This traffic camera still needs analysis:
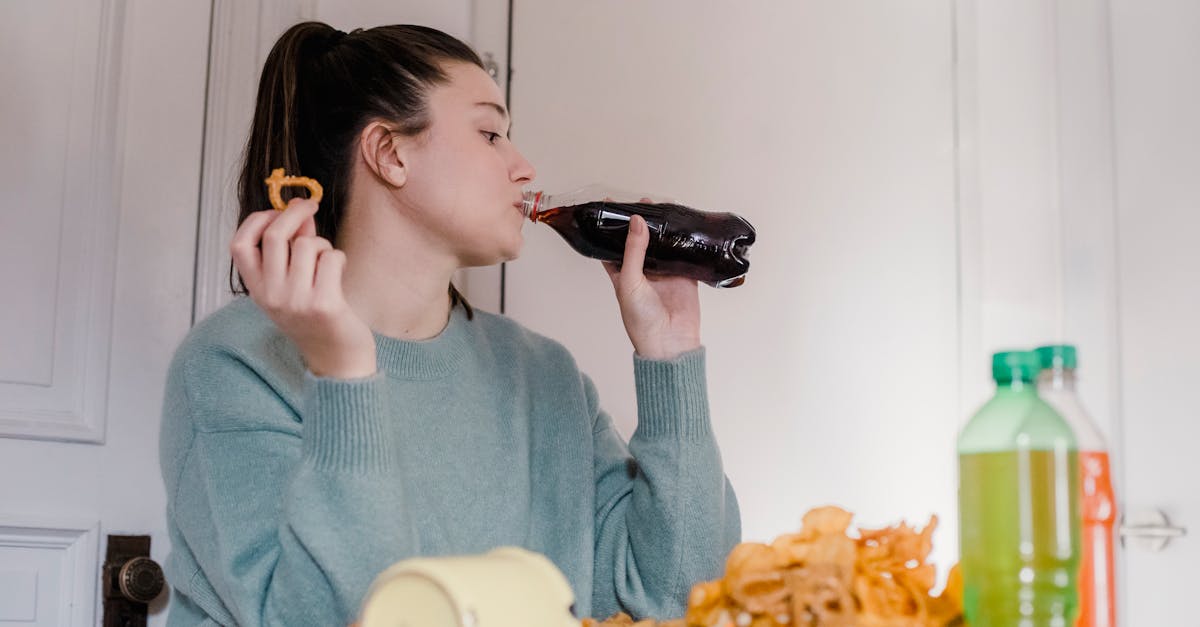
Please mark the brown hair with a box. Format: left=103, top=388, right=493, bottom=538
left=230, top=21, right=482, bottom=318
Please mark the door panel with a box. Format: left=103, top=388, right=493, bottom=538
left=0, top=1, right=210, bottom=624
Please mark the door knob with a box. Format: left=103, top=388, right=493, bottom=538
left=116, top=556, right=165, bottom=603
left=102, top=535, right=164, bottom=627
left=1120, top=508, right=1187, bottom=552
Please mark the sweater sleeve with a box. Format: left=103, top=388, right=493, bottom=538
left=164, top=348, right=414, bottom=627
left=589, top=347, right=742, bottom=620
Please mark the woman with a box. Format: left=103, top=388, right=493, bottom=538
left=159, top=21, right=740, bottom=626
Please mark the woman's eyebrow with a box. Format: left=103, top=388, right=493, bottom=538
left=474, top=101, right=510, bottom=122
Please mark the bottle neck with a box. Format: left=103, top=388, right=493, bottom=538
left=1037, top=367, right=1078, bottom=392
left=521, top=190, right=544, bottom=221
left=996, top=379, right=1039, bottom=394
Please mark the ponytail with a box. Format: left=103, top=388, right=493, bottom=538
left=237, top=22, right=337, bottom=222
left=229, top=22, right=482, bottom=319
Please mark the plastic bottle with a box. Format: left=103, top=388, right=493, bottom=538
left=958, top=350, right=1081, bottom=626
left=1036, top=345, right=1117, bottom=627
left=521, top=185, right=756, bottom=288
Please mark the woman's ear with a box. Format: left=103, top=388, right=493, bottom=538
left=359, top=121, right=408, bottom=188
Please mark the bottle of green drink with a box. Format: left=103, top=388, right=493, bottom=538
left=958, top=350, right=1081, bottom=626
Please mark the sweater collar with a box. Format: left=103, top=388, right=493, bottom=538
left=372, top=305, right=471, bottom=379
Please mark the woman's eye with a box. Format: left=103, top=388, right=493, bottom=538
left=482, top=131, right=501, bottom=145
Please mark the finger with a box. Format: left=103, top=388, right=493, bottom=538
left=298, top=213, right=317, bottom=238
left=288, top=236, right=334, bottom=296
left=261, top=198, right=320, bottom=285
left=602, top=260, right=621, bottom=286
left=229, top=210, right=281, bottom=290
left=620, top=214, right=648, bottom=279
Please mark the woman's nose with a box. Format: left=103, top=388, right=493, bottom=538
left=510, top=149, right=536, bottom=184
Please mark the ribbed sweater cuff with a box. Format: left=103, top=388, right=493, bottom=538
left=301, top=371, right=393, bottom=473
left=632, top=347, right=711, bottom=440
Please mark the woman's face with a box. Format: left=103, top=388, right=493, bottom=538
left=397, top=61, right=537, bottom=268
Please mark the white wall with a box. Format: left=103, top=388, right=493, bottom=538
left=505, top=0, right=963, bottom=568
left=313, top=0, right=471, bottom=40
left=502, top=0, right=1139, bottom=582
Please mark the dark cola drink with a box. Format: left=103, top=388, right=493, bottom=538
left=521, top=187, right=756, bottom=288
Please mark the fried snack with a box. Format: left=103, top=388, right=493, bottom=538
left=925, top=565, right=963, bottom=627
left=788, top=563, right=856, bottom=627
left=724, top=543, right=790, bottom=615
left=684, top=580, right=732, bottom=627
left=264, top=168, right=324, bottom=211
left=712, top=507, right=957, bottom=627
left=586, top=506, right=963, bottom=627
left=853, top=516, right=940, bottom=622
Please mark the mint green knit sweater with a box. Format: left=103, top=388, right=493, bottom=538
left=158, top=297, right=740, bottom=626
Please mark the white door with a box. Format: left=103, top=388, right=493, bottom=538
left=3, top=0, right=488, bottom=624
left=0, top=1, right=210, bottom=625
left=1109, top=0, right=1199, bottom=623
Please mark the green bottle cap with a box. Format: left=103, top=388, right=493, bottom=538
left=1035, top=344, right=1078, bottom=371
left=992, top=350, right=1043, bottom=383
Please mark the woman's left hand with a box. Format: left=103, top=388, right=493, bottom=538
left=604, top=212, right=702, bottom=360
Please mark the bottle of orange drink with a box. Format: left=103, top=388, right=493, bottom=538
left=1036, top=345, right=1117, bottom=627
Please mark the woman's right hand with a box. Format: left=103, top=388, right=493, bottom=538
left=230, top=197, right=377, bottom=379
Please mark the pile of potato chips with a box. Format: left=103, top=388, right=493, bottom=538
left=585, top=506, right=963, bottom=627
